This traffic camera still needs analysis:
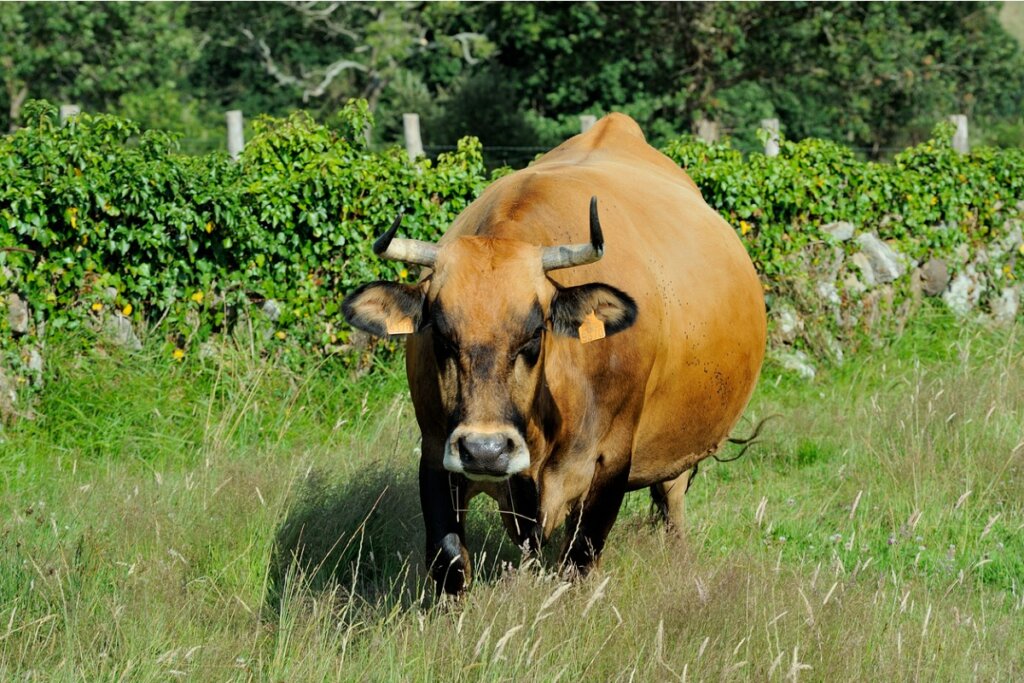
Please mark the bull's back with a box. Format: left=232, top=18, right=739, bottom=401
left=448, top=114, right=766, bottom=486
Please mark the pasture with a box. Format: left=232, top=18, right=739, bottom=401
left=1, top=307, right=1022, bottom=681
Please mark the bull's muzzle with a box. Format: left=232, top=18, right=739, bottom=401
left=443, top=426, right=530, bottom=481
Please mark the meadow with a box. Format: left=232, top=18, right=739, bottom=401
left=1, top=305, right=1022, bottom=681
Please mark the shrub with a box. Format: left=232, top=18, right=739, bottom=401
left=1, top=100, right=489, bottom=379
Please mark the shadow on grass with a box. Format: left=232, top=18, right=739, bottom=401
left=267, top=462, right=529, bottom=613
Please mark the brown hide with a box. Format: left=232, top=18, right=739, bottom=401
left=406, top=113, right=766, bottom=538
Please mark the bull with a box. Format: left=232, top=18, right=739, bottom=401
left=342, top=113, right=766, bottom=595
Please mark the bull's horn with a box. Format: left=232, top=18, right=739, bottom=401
left=541, top=196, right=605, bottom=272
left=372, top=211, right=439, bottom=267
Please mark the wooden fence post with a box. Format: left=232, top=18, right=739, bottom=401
left=949, top=114, right=969, bottom=154
left=226, top=110, right=244, bottom=161
left=696, top=118, right=719, bottom=143
left=59, top=104, right=81, bottom=125
left=403, top=113, right=424, bottom=162
left=579, top=115, right=597, bottom=133
left=761, top=118, right=780, bottom=157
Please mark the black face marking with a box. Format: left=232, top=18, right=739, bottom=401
left=513, top=300, right=545, bottom=366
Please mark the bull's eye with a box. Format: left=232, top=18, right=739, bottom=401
left=433, top=331, right=459, bottom=360
left=515, top=329, right=543, bottom=366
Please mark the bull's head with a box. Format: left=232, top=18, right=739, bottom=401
left=342, top=197, right=637, bottom=480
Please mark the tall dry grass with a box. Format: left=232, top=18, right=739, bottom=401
left=1, top=312, right=1022, bottom=680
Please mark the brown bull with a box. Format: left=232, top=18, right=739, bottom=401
left=343, top=113, right=766, bottom=594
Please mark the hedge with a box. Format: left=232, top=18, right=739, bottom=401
left=2, top=101, right=1023, bottom=397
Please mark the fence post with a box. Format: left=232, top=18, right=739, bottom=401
left=579, top=115, right=597, bottom=133
left=949, top=114, right=969, bottom=154
left=761, top=118, right=780, bottom=157
left=226, top=110, right=244, bottom=161
left=695, top=118, right=719, bottom=143
left=59, top=104, right=81, bottom=125
left=403, top=113, right=424, bottom=162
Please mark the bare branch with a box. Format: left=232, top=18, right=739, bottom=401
left=283, top=1, right=360, bottom=41
left=239, top=26, right=368, bottom=101
left=303, top=56, right=368, bottom=101
left=451, top=32, right=486, bottom=66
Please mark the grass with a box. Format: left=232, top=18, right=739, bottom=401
left=1, top=307, right=1022, bottom=681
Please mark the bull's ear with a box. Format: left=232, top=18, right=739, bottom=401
left=342, top=281, right=425, bottom=337
left=550, top=283, right=638, bottom=343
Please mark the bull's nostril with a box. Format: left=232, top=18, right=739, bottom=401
left=460, top=433, right=513, bottom=467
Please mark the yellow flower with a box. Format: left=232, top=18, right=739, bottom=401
left=69, top=207, right=78, bottom=229
left=1019, top=244, right=1024, bottom=255
left=205, top=221, right=214, bottom=233
left=929, top=196, right=937, bottom=206
left=399, top=268, right=409, bottom=279
left=91, top=302, right=103, bottom=312
left=172, top=348, right=185, bottom=361
left=275, top=331, right=287, bottom=340
left=121, top=303, right=133, bottom=316
left=739, top=220, right=752, bottom=236
left=191, top=291, right=204, bottom=304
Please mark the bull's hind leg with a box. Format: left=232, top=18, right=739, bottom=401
left=650, top=466, right=696, bottom=533
left=420, top=460, right=471, bottom=596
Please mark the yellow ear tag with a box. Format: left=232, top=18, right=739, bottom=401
left=386, top=316, right=415, bottom=335
left=578, top=310, right=606, bottom=344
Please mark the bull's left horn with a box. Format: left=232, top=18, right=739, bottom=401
left=541, top=196, right=605, bottom=272
left=372, top=211, right=439, bottom=267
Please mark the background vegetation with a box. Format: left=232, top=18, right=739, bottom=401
left=2, top=100, right=1022, bottom=406
left=3, top=2, right=1024, bottom=158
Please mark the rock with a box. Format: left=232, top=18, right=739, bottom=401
left=855, top=233, right=906, bottom=284
left=6, top=293, right=29, bottom=335
left=821, top=221, right=855, bottom=241
left=816, top=281, right=841, bottom=306
left=262, top=299, right=281, bottom=321
left=104, top=314, right=143, bottom=351
left=943, top=266, right=983, bottom=317
left=920, top=258, right=950, bottom=296
left=0, top=366, right=17, bottom=423
left=773, top=304, right=803, bottom=344
left=26, top=348, right=43, bottom=374
left=842, top=272, right=868, bottom=297
left=850, top=253, right=876, bottom=287
left=773, top=349, right=816, bottom=380
left=991, top=287, right=1020, bottom=325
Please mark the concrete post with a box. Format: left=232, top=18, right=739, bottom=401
left=226, top=110, right=244, bottom=161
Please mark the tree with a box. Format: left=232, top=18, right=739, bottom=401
left=0, top=3, right=197, bottom=131
left=184, top=2, right=492, bottom=135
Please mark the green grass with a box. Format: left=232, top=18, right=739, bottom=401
left=2, top=308, right=1023, bottom=681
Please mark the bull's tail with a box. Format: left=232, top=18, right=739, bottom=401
left=712, top=414, right=780, bottom=464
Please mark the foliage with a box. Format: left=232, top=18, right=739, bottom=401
left=663, top=122, right=1024, bottom=279
left=0, top=2, right=197, bottom=131
left=3, top=3, right=1023, bottom=158
left=0, top=100, right=489, bottom=377
left=3, top=102, right=1023, bottom=399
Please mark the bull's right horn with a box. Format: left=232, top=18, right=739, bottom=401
left=541, top=196, right=605, bottom=271
left=372, top=211, right=439, bottom=268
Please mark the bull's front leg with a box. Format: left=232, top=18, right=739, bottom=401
left=560, top=465, right=629, bottom=578
left=420, top=458, right=471, bottom=596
